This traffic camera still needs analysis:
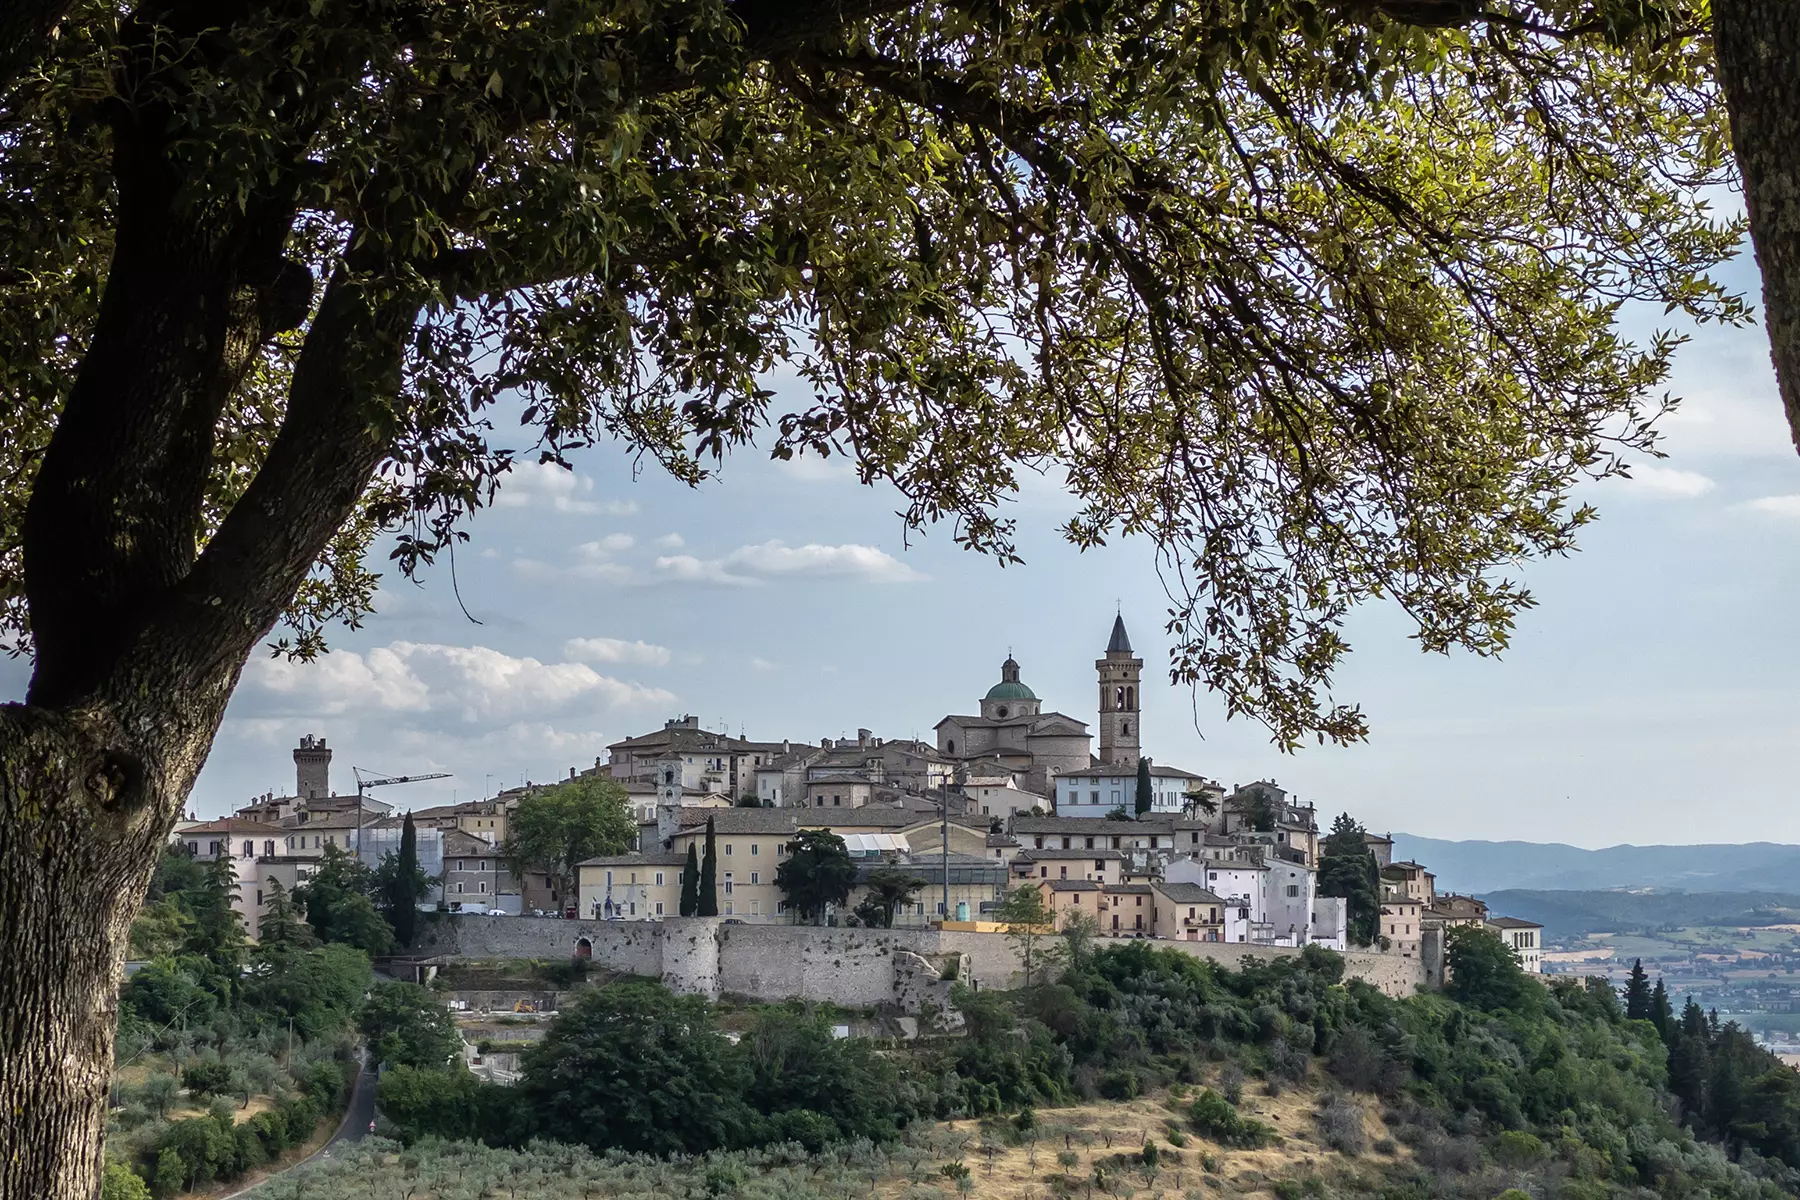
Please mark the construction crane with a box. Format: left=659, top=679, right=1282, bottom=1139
left=353, top=766, right=452, bottom=857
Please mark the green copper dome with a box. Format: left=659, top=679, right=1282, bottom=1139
left=985, top=655, right=1036, bottom=701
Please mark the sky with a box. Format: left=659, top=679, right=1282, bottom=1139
left=10, top=249, right=1800, bottom=850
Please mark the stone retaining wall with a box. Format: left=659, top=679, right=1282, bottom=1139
left=416, top=916, right=1428, bottom=1006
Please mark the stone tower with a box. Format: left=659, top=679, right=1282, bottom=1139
left=654, top=752, right=683, bottom=845
left=294, top=734, right=332, bottom=799
left=1096, top=615, right=1142, bottom=765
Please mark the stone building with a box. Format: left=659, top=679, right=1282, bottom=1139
left=1096, top=614, right=1143, bottom=765
left=934, top=656, right=1091, bottom=795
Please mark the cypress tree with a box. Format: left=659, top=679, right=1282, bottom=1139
left=1623, top=958, right=1652, bottom=1020
left=1650, top=977, right=1674, bottom=1041
left=680, top=844, right=700, bottom=917
left=697, top=816, right=719, bottom=917
left=1134, top=757, right=1153, bottom=816
left=392, top=812, right=419, bottom=946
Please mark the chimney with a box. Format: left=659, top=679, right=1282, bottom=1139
left=857, top=728, right=872, bottom=748
left=293, top=735, right=332, bottom=800
left=782, top=739, right=790, bottom=755
left=821, top=737, right=833, bottom=750
left=569, top=766, right=577, bottom=780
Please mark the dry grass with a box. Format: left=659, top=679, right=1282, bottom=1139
left=878, top=1072, right=1403, bottom=1199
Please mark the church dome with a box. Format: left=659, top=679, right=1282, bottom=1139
left=986, top=656, right=1037, bottom=701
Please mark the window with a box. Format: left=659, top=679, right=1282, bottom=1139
left=777, top=901, right=788, bottom=914
left=1040, top=867, right=1048, bottom=878
left=1110, top=790, right=1120, bottom=804
left=1091, top=791, right=1100, bottom=804
left=833, top=795, right=841, bottom=806
left=725, top=901, right=734, bottom=915
left=1094, top=860, right=1106, bottom=872
left=1059, top=866, right=1068, bottom=880
left=456, top=882, right=464, bottom=893
left=655, top=871, right=665, bottom=886
left=263, top=840, right=274, bottom=856
left=1286, top=885, right=1300, bottom=897
left=479, top=881, right=486, bottom=893
left=655, top=902, right=664, bottom=916
left=750, top=871, right=759, bottom=885
left=242, top=840, right=253, bottom=856
left=725, top=843, right=733, bottom=856
left=606, top=870, right=614, bottom=886
left=1061, top=836, right=1071, bottom=849
left=751, top=843, right=759, bottom=856
left=750, top=899, right=761, bottom=916
left=479, top=860, right=486, bottom=872
left=723, top=871, right=734, bottom=895
left=256, top=889, right=264, bottom=905
left=1084, top=837, right=1094, bottom=849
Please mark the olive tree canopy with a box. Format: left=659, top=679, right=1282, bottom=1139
left=0, top=2, right=1759, bottom=1195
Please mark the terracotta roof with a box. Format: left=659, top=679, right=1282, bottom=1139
left=178, top=819, right=289, bottom=836
left=1043, top=879, right=1102, bottom=892
left=1013, top=816, right=1177, bottom=836
left=1154, top=882, right=1226, bottom=904
left=577, top=851, right=688, bottom=868
left=1057, top=764, right=1205, bottom=781
left=670, top=808, right=799, bottom=836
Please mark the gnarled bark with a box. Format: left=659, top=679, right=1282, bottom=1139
left=0, top=703, right=220, bottom=1200
left=1713, top=1, right=1800, bottom=455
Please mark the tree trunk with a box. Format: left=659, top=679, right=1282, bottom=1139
left=1713, top=1, right=1800, bottom=454
left=0, top=703, right=214, bottom=1200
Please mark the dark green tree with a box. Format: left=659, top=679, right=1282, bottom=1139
left=1317, top=814, right=1381, bottom=947
left=679, top=844, right=701, bottom=918
left=184, top=857, right=245, bottom=976
left=252, top=879, right=314, bottom=953
left=295, top=846, right=393, bottom=956
left=775, top=830, right=858, bottom=925
left=374, top=812, right=431, bottom=947
left=697, top=818, right=720, bottom=919
left=0, top=0, right=1759, bottom=1189
left=502, top=778, right=635, bottom=914
left=241, top=943, right=372, bottom=1041
left=1651, top=976, right=1674, bottom=1041
left=859, top=868, right=927, bottom=928
left=1444, top=925, right=1533, bottom=1012
left=1133, top=758, right=1153, bottom=817
left=359, top=981, right=462, bottom=1069
left=518, top=980, right=752, bottom=1155
left=1624, top=959, right=1653, bottom=1021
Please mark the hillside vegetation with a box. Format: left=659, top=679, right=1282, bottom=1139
left=1481, top=890, right=1800, bottom=938
left=1391, top=837, right=1800, bottom=894
left=338, top=927, right=1800, bottom=1200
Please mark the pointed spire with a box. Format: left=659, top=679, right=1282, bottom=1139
left=1107, top=613, right=1133, bottom=654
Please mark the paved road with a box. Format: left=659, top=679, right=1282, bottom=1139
left=222, top=1052, right=374, bottom=1198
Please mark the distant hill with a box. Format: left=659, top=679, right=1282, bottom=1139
left=1390, top=834, right=1800, bottom=894
left=1476, top=889, right=1800, bottom=937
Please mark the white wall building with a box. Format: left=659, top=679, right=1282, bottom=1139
left=1488, top=917, right=1543, bottom=974
left=1309, top=896, right=1348, bottom=951
left=1055, top=763, right=1209, bottom=819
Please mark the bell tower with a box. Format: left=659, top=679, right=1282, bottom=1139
left=654, top=753, right=683, bottom=845
left=1096, top=615, right=1142, bottom=765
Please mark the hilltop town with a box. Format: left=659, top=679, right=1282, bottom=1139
left=176, top=615, right=1540, bottom=979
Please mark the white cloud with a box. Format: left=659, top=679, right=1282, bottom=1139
left=245, top=641, right=675, bottom=726
left=493, top=461, right=603, bottom=514
left=564, top=636, right=672, bottom=667
left=651, top=540, right=925, bottom=586
left=580, top=534, right=635, bottom=556
left=656, top=533, right=686, bottom=549
left=750, top=656, right=779, bottom=671
left=1618, top=464, right=1716, bottom=498
left=1736, top=494, right=1800, bottom=519
left=599, top=500, right=640, bottom=516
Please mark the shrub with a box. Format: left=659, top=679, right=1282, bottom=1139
left=1217, top=1063, right=1244, bottom=1105
left=1187, top=1090, right=1277, bottom=1149
left=1098, top=1069, right=1140, bottom=1100
left=1492, top=1130, right=1546, bottom=1169
left=1315, top=1093, right=1366, bottom=1155
left=180, top=1060, right=232, bottom=1100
